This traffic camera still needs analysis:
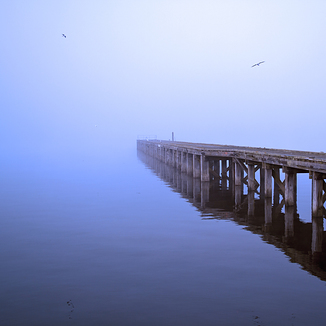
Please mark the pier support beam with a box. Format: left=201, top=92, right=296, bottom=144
left=284, top=168, right=297, bottom=206
left=221, top=160, right=227, bottom=189
left=234, top=186, right=242, bottom=209
left=170, top=150, right=175, bottom=167
left=209, top=161, right=214, bottom=181
left=193, top=155, right=201, bottom=178
left=163, top=148, right=167, bottom=163
left=181, top=152, right=187, bottom=173
left=176, top=151, right=181, bottom=170
left=200, top=155, right=210, bottom=182
left=273, top=168, right=281, bottom=205
left=248, top=163, right=255, bottom=191
left=260, top=165, right=265, bottom=199
left=235, top=160, right=242, bottom=186
left=214, top=160, right=220, bottom=179
left=312, top=172, right=324, bottom=217
left=248, top=190, right=255, bottom=216
left=264, top=164, right=273, bottom=198
left=187, top=154, right=193, bottom=175
left=229, top=160, right=234, bottom=193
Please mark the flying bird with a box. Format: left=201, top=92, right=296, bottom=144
left=252, top=61, right=265, bottom=67
left=62, top=34, right=66, bottom=38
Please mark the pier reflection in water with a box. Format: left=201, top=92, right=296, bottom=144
left=138, top=151, right=326, bottom=282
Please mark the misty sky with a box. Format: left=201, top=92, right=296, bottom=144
left=1, top=0, right=325, bottom=161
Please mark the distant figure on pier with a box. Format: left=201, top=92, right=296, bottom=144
left=62, top=34, right=66, bottom=38
left=252, top=61, right=265, bottom=67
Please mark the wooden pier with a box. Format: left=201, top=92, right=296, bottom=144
left=137, top=149, right=326, bottom=282
left=137, top=140, right=326, bottom=218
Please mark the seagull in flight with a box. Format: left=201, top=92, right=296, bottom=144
left=62, top=34, right=66, bottom=38
left=252, top=61, right=265, bottom=67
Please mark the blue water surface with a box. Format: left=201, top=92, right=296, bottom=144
left=0, top=150, right=325, bottom=326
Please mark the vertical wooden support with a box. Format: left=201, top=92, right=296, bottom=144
left=177, top=151, right=182, bottom=170
left=264, top=164, right=273, bottom=198
left=235, top=160, right=242, bottom=186
left=260, top=164, right=265, bottom=200
left=209, top=161, right=214, bottom=181
left=193, top=154, right=201, bottom=178
left=221, top=159, right=227, bottom=189
left=312, top=172, right=324, bottom=217
left=248, top=190, right=255, bottom=216
left=174, top=150, right=178, bottom=168
left=214, top=160, right=220, bottom=179
left=248, top=163, right=255, bottom=191
left=181, top=152, right=187, bottom=173
left=163, top=148, right=167, bottom=164
left=173, top=150, right=176, bottom=168
left=273, top=168, right=281, bottom=205
left=234, top=186, right=242, bottom=209
left=200, top=155, right=210, bottom=182
left=187, top=153, right=193, bottom=175
left=221, top=160, right=227, bottom=177
left=229, top=159, right=235, bottom=194
left=170, top=150, right=174, bottom=167
left=284, top=169, right=297, bottom=206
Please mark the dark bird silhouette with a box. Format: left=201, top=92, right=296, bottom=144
left=62, top=34, right=66, bottom=38
left=252, top=61, right=265, bottom=67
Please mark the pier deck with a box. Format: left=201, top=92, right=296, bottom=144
left=141, top=140, right=326, bottom=174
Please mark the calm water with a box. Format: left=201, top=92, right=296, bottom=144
left=1, top=150, right=326, bottom=326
